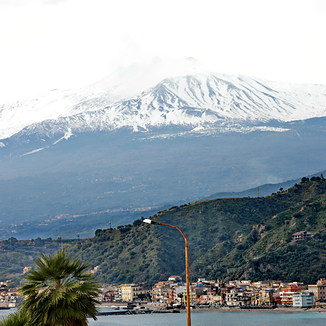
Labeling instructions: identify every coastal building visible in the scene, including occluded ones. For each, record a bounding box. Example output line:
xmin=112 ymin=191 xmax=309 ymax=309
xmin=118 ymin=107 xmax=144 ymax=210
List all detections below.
xmin=260 ymin=288 xmax=275 ymax=306
xmin=108 ymin=277 xmax=326 ymax=306
xmin=225 ymin=289 xmax=238 ymax=307
xmin=194 ymin=279 xmax=219 ymax=304
xmin=0 ymin=282 xmax=9 ymax=292
xmin=288 ymin=282 xmax=307 ymax=291
xmin=308 ymin=284 xmax=318 ymax=299
xmin=99 ymin=285 xmax=119 ymax=302
xmin=249 ymin=289 xmax=260 ymax=306
xmin=279 ymin=286 xmax=302 ymax=306
xmin=251 ymin=280 xmax=274 ymax=288
xmin=309 ymin=278 xmax=326 ymax=301
xmin=293 ymin=292 xmax=314 ymax=308
xmin=225 ymin=288 xmax=251 ymax=307
xmin=168 ymin=275 xmax=182 ymax=282
xmin=151 ymin=281 xmax=174 ymax=303
xmin=120 ymin=284 xmax=146 ymax=302
xmin=150 ymin=276 xmax=186 ymax=304
xmin=316 ymin=278 xmax=326 ymax=301
xmin=272 ymin=281 xmax=283 ymax=290
xmin=0 ymin=287 xmax=20 ymax=308
xmin=249 ymin=287 xmax=275 ymax=306
xmin=228 ymin=280 xmax=251 ymax=287
xmin=196 ymin=288 xmax=215 ymax=304
xmin=175 ymin=285 xmax=186 ymax=304
xmin=114 ymin=285 xmax=122 ymax=301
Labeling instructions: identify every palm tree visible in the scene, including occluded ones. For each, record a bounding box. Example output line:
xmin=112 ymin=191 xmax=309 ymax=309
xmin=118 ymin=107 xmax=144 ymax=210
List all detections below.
xmin=0 ymin=310 xmax=31 ymax=326
xmin=19 ymin=250 xmax=100 ymax=326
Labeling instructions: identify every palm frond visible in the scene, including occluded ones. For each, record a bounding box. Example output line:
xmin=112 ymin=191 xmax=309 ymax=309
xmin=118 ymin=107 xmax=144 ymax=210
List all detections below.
xmin=19 ymin=249 xmax=100 ymax=325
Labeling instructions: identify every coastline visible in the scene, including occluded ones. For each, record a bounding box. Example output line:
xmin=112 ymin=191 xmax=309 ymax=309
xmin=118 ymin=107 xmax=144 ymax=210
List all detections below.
xmin=100 ymin=302 xmax=326 ymax=313
xmin=190 ymin=306 xmax=326 ymax=313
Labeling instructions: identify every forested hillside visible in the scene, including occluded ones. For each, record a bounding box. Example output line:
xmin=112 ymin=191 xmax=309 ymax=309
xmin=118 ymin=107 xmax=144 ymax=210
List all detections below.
xmin=1 ymin=177 xmax=325 ymax=285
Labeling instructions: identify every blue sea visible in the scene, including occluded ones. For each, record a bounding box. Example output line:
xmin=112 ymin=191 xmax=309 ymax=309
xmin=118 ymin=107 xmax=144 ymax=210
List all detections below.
xmin=89 ymin=310 xmax=326 ymax=326
xmin=1 ymin=309 xmax=325 ymax=326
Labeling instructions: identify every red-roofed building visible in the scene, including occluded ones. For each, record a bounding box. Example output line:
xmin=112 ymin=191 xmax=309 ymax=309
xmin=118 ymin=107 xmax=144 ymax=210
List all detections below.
xmin=279 ymin=286 xmax=302 ymax=306
xmin=292 ymin=231 xmax=312 ymax=241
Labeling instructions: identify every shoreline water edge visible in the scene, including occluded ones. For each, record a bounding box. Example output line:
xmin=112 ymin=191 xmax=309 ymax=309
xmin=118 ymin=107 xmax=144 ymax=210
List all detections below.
xmin=99 ymin=302 xmax=326 ymax=313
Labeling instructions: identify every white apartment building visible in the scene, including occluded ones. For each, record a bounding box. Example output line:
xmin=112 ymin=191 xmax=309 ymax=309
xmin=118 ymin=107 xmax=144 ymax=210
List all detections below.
xmin=293 ymin=292 xmax=314 ymax=308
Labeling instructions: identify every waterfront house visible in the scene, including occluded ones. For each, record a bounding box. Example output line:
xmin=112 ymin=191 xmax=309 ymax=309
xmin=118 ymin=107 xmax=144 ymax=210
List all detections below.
xmin=225 ymin=288 xmax=251 ymax=307
xmin=308 ymin=278 xmax=326 ymax=301
xmin=99 ymin=285 xmax=118 ymax=302
xmin=279 ymin=286 xmax=302 ymax=306
xmin=293 ymin=292 xmax=314 ymax=308
xmin=114 ymin=285 xmax=122 ymax=301
xmin=151 ymin=281 xmax=173 ymax=303
xmin=316 ymin=278 xmax=326 ymax=301
xmin=120 ymin=284 xmax=146 ymax=302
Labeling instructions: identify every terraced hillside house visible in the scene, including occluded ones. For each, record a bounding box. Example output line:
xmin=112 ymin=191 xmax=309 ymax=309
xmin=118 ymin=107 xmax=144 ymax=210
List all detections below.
xmin=292 ymin=231 xmax=313 ymax=241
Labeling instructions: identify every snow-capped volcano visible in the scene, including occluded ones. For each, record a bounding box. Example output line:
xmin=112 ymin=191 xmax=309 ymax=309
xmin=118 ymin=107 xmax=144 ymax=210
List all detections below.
xmin=103 ymin=73 xmax=326 ymax=128
xmin=1 ymin=72 xmax=326 ymax=240
xmin=1 ymin=73 xmax=326 ymax=139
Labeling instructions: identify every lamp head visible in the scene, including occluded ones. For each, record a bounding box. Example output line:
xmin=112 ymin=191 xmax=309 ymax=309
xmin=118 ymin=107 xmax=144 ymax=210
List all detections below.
xmin=143 ymin=219 xmax=160 ymax=225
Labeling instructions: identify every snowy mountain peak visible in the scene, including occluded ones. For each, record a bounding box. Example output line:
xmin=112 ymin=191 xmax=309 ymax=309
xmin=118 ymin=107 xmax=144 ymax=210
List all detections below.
xmin=147 ymin=73 xmax=326 ymax=121
xmin=1 ymin=73 xmax=326 ymax=140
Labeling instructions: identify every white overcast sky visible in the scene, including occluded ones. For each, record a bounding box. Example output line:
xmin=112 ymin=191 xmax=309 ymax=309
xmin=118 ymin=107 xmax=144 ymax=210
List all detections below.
xmin=0 ymin=0 xmax=326 ymax=102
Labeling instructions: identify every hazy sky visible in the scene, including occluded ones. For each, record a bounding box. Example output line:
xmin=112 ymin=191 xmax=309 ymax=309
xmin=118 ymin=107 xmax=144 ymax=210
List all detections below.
xmin=1 ymin=0 xmax=326 ymax=102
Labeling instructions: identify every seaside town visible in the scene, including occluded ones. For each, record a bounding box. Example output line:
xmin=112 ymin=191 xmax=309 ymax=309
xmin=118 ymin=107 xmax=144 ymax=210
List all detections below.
xmin=1 ymin=276 xmax=325 ymax=311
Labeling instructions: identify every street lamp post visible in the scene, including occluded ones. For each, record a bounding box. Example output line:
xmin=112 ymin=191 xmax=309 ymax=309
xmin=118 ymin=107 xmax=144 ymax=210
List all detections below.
xmin=143 ymin=218 xmax=191 ymax=326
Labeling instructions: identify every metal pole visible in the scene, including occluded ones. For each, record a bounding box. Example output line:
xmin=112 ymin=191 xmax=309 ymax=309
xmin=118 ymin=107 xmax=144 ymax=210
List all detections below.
xmin=184 ymin=231 xmax=191 ymax=326
xmin=155 ymin=222 xmax=191 ymax=326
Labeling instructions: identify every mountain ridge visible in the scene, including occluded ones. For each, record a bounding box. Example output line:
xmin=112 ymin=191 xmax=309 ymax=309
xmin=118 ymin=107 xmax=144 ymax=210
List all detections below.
xmin=0 ymin=167 xmax=324 ymax=240
xmin=75 ymin=177 xmax=326 ymax=284
xmin=1 ymin=73 xmax=326 ymax=140
xmin=205 ymin=169 xmax=326 ymax=199
xmin=1 ymin=177 xmax=325 ymax=285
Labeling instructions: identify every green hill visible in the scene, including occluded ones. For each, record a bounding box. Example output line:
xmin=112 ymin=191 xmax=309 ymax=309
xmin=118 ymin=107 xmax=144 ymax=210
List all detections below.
xmin=72 ymin=176 xmax=326 ymax=284
xmin=1 ymin=177 xmax=325 ymax=285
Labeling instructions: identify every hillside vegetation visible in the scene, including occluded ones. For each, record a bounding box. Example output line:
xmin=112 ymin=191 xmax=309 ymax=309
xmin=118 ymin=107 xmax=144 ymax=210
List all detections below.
xmin=73 ymin=176 xmax=326 ymax=284
xmin=1 ymin=177 xmax=325 ymax=285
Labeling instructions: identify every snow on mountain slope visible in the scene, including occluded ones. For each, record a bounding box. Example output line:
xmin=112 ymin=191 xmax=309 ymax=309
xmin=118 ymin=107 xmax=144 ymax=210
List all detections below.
xmin=0 ymin=87 xmax=115 ymax=140
xmin=2 ymin=73 xmax=326 ymax=139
